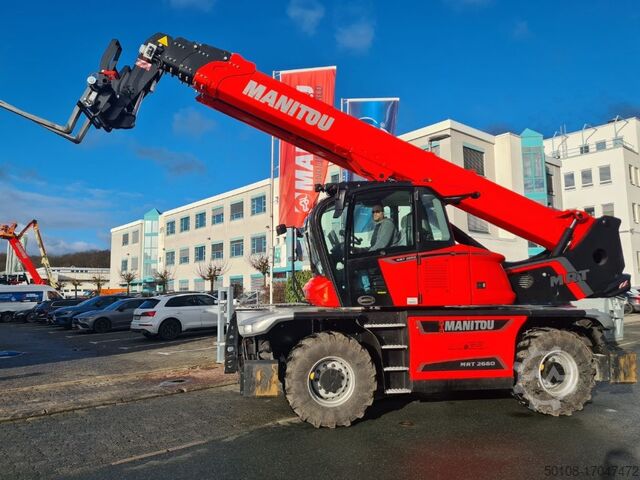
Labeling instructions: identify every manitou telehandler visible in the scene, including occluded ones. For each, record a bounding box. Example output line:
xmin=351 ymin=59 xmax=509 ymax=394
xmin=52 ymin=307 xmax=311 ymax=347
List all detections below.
xmin=0 ymin=33 xmax=636 ymax=428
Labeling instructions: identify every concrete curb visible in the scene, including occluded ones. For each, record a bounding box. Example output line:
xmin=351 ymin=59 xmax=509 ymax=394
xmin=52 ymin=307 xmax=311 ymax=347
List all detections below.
xmin=0 ymin=364 xmax=239 ymax=423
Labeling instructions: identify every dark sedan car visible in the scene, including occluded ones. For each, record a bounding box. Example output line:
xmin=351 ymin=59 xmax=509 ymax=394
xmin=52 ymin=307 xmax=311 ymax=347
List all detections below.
xmin=35 ymin=298 xmax=85 ymax=324
xmin=52 ymin=295 xmax=131 ymax=329
xmin=73 ymin=298 xmax=147 ymax=333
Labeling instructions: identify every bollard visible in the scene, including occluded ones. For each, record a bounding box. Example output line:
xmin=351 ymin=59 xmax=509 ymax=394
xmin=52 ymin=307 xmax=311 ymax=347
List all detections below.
xmin=216 ymin=286 xmax=234 ymax=363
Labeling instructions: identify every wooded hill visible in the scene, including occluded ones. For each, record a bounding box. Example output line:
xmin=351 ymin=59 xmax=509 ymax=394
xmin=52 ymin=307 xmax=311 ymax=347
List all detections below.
xmin=0 ymin=250 xmax=110 ymax=269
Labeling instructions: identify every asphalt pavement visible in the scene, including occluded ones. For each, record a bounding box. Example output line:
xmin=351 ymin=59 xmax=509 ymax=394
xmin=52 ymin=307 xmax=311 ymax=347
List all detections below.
xmin=0 ymin=319 xmax=638 ymax=480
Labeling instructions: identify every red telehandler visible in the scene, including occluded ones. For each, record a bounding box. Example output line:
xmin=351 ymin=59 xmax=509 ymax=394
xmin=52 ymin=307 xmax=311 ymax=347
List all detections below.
xmin=0 ymin=34 xmax=636 ymax=427
xmin=0 ymin=220 xmax=57 ymax=288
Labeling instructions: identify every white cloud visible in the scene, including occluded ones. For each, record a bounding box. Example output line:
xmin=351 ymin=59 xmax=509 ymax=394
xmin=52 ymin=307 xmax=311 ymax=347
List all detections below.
xmin=335 ymin=20 xmax=375 ymax=53
xmin=134 ymin=147 xmax=207 ymax=176
xmin=287 ymin=0 xmax=326 ymax=35
xmin=512 ymin=20 xmax=532 ymax=40
xmin=36 ymin=238 xmax=101 ymax=256
xmin=442 ymin=0 xmax=493 ymax=10
xmin=168 ymin=0 xmax=215 ymax=12
xmin=172 ymin=107 xmax=217 ymax=139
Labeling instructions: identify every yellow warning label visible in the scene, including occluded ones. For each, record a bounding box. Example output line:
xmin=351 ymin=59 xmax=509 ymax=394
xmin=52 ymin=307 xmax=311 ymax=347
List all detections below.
xmin=158 ymin=36 xmax=169 ymax=47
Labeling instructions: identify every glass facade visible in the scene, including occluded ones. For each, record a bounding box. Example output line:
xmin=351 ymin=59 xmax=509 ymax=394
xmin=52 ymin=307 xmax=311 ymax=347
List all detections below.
xmin=520 ymin=129 xmax=548 ymax=256
xmin=142 ymin=209 xmax=160 ymax=282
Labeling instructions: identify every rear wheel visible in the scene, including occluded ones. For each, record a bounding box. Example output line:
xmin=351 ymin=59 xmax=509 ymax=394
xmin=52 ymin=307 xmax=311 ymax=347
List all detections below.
xmin=1 ymin=312 xmax=12 ymax=323
xmin=158 ymin=319 xmax=181 ymax=341
xmin=513 ymin=328 xmax=596 ymax=416
xmin=624 ymin=302 xmax=633 ymax=315
xmin=285 ymin=331 xmax=376 ymax=428
xmin=93 ymin=318 xmax=111 ymax=334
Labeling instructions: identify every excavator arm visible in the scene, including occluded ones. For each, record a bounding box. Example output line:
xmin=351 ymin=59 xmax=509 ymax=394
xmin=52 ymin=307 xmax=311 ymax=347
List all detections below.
xmin=0 ymin=33 xmax=629 ymax=299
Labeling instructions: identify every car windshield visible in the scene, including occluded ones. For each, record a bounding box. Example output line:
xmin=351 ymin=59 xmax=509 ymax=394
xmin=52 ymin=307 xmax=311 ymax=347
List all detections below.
xmin=77 ymin=297 xmax=101 ymax=307
xmin=104 ymin=299 xmax=128 ymax=311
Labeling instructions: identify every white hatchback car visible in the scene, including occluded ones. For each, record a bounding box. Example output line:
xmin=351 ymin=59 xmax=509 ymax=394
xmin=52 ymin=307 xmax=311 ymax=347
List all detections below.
xmin=131 ymin=293 xmax=218 ymax=340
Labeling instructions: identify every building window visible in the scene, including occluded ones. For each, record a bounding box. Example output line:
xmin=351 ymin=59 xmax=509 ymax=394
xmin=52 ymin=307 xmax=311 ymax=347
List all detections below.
xmin=251 ymin=235 xmax=267 ymax=254
xmin=131 ymin=256 xmax=139 ymax=271
xmin=122 ymin=233 xmax=129 ymax=246
xmin=629 ymin=165 xmax=635 ymax=185
xmin=579 ymin=144 xmax=590 ymax=154
xmin=251 ymin=195 xmax=266 ymax=215
xmin=195 ymin=212 xmax=206 ymax=229
xmin=132 ymin=230 xmax=139 ymax=244
xmin=230 ymin=201 xmax=244 ymax=221
xmin=211 ymin=206 xmax=224 ymax=225
xmin=467 ymin=214 xmax=490 ymax=234
xmin=230 ymin=239 xmax=244 ymax=257
xmin=166 ymin=220 xmax=176 ymax=236
xmin=463 ymin=146 xmax=488 ymax=233
xmin=634 ymin=203 xmax=639 ymax=224
xmin=599 ymin=165 xmax=611 ymax=184
xmin=463 ymin=146 xmax=485 ymax=175
xmin=613 ymin=136 xmax=624 ymax=147
xmin=194 ymin=245 xmax=206 ymax=262
xmin=564 ymin=172 xmax=575 ymax=189
xmin=194 ymin=278 xmax=205 ymax=292
xmin=637 ymin=252 xmax=640 ymax=272
xmin=602 ymin=203 xmax=614 ymax=217
xmin=330 ymin=172 xmax=340 ymax=183
xmin=180 ymin=216 xmax=190 ymax=232
xmin=581 ymin=169 xmax=593 ymax=187
xmin=584 ymin=206 xmax=595 ymax=217
xmin=596 ymin=140 xmax=606 ymax=151
xmin=179 ymin=248 xmax=189 ymax=264
xmin=179 ymin=280 xmax=189 ymax=292
xmin=121 ymin=259 xmax=128 ymax=272
xmin=230 ymin=276 xmax=244 ymax=295
xmin=211 ymin=242 xmax=223 ymax=260
xmin=166 ymin=251 xmax=176 ymax=266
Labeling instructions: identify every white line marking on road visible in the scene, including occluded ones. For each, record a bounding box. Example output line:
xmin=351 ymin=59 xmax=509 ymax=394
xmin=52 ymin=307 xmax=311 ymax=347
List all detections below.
xmin=90 ymin=338 xmax=133 ymax=344
xmin=111 ymin=439 xmax=209 ymax=466
xmin=155 ymin=346 xmax=217 ymax=356
xmin=618 ymin=340 xmax=640 ymax=347
xmin=118 ymin=339 xmax=187 ymax=350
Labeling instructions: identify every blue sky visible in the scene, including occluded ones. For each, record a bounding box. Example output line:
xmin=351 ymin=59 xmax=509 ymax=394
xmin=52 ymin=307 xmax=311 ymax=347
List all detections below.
xmin=1 ymin=0 xmax=639 ymax=254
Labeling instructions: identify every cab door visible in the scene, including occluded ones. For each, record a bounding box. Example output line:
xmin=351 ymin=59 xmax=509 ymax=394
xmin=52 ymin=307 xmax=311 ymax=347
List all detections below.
xmin=346 ymin=188 xmax=419 ymax=307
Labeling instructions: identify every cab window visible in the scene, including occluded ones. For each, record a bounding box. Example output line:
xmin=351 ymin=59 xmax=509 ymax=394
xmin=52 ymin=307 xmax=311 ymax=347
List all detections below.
xmin=418 ymin=190 xmax=452 ymax=246
xmin=350 ymin=189 xmax=414 ymax=256
xmin=319 ymin=203 xmax=348 ymax=294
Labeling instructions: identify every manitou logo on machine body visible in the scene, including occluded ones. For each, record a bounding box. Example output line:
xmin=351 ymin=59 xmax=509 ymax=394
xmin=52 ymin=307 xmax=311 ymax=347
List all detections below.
xmin=242 ymin=80 xmax=335 ymax=131
xmin=442 ymin=320 xmax=498 ymax=332
xmin=549 ymin=269 xmax=589 ymax=287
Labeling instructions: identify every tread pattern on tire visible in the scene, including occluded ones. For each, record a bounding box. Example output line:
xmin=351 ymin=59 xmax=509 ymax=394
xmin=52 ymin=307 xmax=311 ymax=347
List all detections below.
xmin=513 ymin=328 xmax=596 ymax=416
xmin=285 ymin=331 xmax=376 ymax=428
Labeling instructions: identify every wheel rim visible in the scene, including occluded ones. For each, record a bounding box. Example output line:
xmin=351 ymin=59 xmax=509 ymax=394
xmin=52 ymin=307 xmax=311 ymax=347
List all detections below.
xmin=537 ymin=350 xmax=579 ymax=398
xmin=307 ymin=356 xmax=355 ymax=407
xmin=164 ymin=321 xmax=178 ymax=338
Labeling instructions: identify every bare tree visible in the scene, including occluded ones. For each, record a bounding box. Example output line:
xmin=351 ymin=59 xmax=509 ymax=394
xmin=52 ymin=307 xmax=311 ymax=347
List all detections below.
xmin=70 ymin=278 xmax=82 ymax=298
xmin=153 ymin=268 xmax=174 ymax=293
xmin=91 ymin=274 xmax=107 ymax=295
xmin=119 ymin=270 xmax=137 ymax=295
xmin=196 ymin=260 xmax=229 ymax=295
xmin=248 ymin=254 xmax=270 ymax=287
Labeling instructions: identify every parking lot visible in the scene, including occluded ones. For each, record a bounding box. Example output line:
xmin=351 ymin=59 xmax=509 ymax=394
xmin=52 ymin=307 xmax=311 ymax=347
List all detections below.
xmin=0 ymin=322 xmax=233 ymax=421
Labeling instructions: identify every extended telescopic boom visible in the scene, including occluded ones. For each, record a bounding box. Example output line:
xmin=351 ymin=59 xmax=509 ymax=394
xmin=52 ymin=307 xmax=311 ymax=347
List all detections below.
xmin=0 ymin=33 xmax=612 ymax=254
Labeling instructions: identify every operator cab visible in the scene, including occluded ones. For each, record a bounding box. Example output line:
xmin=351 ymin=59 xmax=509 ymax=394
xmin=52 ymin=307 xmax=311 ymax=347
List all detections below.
xmin=304 ymin=182 xmax=515 ymax=308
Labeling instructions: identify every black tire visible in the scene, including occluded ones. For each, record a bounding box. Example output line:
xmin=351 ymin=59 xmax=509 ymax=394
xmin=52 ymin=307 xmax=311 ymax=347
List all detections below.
xmin=624 ymin=302 xmax=633 ymax=315
xmin=158 ymin=319 xmax=181 ymax=341
xmin=285 ymin=331 xmax=377 ymax=428
xmin=513 ymin=328 xmax=596 ymax=416
xmin=142 ymin=331 xmax=157 ymax=339
xmin=1 ymin=312 xmax=13 ymax=323
xmin=93 ymin=318 xmax=111 ymax=334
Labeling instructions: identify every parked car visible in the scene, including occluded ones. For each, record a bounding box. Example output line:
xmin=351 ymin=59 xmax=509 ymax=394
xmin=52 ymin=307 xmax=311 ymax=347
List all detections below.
xmin=131 ymin=293 xmax=218 ymax=341
xmin=34 ymin=298 xmax=85 ymax=324
xmin=12 ymin=307 xmax=36 ymax=322
xmin=73 ymin=298 xmax=147 ymax=333
xmin=0 ymin=285 xmax=61 ymax=323
xmin=52 ymin=295 xmax=131 ymax=329
xmin=623 ymin=288 xmax=640 ymax=314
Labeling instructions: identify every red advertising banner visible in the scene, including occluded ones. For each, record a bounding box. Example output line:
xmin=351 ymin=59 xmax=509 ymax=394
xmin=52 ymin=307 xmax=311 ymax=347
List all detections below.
xmin=278 ymin=67 xmax=336 ymax=227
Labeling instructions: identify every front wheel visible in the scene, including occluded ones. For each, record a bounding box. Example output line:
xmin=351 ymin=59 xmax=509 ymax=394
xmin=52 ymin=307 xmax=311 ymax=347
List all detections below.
xmin=624 ymin=302 xmax=634 ymax=315
xmin=285 ymin=331 xmax=376 ymax=428
xmin=513 ymin=328 xmax=596 ymax=416
xmin=93 ymin=318 xmax=111 ymax=334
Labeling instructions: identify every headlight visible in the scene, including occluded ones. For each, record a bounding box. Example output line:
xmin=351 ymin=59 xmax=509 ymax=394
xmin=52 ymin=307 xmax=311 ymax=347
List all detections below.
xmin=238 ymin=324 xmax=253 ymax=335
